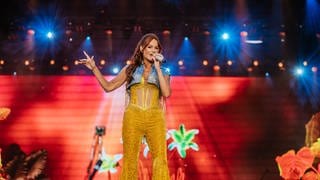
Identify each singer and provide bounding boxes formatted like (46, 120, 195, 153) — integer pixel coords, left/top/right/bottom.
(79, 33, 171, 180)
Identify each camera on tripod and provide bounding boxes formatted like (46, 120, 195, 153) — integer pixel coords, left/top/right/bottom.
(95, 125, 106, 136)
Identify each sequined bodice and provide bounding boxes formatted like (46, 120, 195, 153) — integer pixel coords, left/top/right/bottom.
(129, 78, 160, 109)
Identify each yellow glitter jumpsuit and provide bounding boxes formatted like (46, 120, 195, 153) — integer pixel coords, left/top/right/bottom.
(120, 66, 170, 180)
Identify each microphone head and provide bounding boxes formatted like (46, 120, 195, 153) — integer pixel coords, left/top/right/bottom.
(154, 53, 166, 63)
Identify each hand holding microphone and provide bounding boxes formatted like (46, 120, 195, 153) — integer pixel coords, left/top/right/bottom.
(153, 53, 166, 63)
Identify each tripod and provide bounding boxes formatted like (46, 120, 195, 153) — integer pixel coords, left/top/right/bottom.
(86, 126, 106, 180)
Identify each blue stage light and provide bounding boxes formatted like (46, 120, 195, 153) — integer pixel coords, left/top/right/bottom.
(295, 67, 304, 76)
(112, 67, 119, 74)
(46, 32, 54, 39)
(221, 33, 229, 40)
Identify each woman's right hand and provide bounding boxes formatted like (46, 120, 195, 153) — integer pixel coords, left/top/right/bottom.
(78, 50, 96, 70)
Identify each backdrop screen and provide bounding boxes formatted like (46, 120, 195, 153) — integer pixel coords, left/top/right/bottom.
(0, 75, 312, 179)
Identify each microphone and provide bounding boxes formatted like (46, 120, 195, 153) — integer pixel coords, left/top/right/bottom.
(154, 53, 166, 63)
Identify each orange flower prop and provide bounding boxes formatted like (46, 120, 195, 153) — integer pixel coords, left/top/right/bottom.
(302, 170, 319, 180)
(275, 147, 315, 179)
(0, 108, 10, 121)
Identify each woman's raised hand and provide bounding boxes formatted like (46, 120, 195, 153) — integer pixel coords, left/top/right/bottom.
(78, 50, 96, 70)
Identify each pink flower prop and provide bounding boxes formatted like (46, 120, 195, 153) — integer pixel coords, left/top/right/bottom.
(275, 147, 315, 179)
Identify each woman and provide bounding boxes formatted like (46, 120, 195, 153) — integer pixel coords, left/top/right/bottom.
(80, 33, 171, 180)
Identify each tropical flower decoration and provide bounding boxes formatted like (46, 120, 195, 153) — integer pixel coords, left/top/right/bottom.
(99, 148, 123, 174)
(168, 124, 199, 158)
(275, 147, 316, 179)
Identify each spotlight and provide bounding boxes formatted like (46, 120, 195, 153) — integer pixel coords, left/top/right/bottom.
(265, 72, 270, 77)
(278, 62, 285, 70)
(279, 32, 286, 37)
(278, 62, 284, 68)
(27, 29, 35, 35)
(49, 59, 55, 65)
(62, 65, 69, 71)
(221, 33, 229, 40)
(104, 29, 113, 35)
(126, 60, 132, 65)
(178, 60, 184, 66)
(202, 60, 208, 66)
(65, 30, 72, 36)
(112, 67, 119, 74)
(24, 60, 30, 66)
(303, 61, 308, 66)
(162, 30, 171, 36)
(240, 31, 248, 37)
(203, 30, 210, 36)
(295, 67, 304, 75)
(46, 32, 54, 39)
(253, 60, 259, 67)
(311, 66, 317, 73)
(213, 65, 220, 72)
(100, 59, 106, 66)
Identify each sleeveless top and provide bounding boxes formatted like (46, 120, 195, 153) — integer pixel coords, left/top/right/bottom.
(128, 78, 160, 110)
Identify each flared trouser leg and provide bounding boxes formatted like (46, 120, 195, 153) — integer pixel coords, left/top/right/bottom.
(120, 106, 169, 180)
(145, 108, 170, 180)
(120, 106, 143, 180)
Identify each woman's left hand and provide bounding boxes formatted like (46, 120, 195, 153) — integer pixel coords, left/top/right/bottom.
(78, 51, 96, 70)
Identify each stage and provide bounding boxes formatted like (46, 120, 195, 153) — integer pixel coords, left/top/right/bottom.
(0, 75, 315, 179)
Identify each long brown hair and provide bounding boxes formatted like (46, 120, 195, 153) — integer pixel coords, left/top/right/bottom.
(126, 33, 162, 83)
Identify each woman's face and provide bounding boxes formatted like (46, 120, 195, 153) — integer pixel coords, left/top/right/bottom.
(140, 39, 160, 62)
